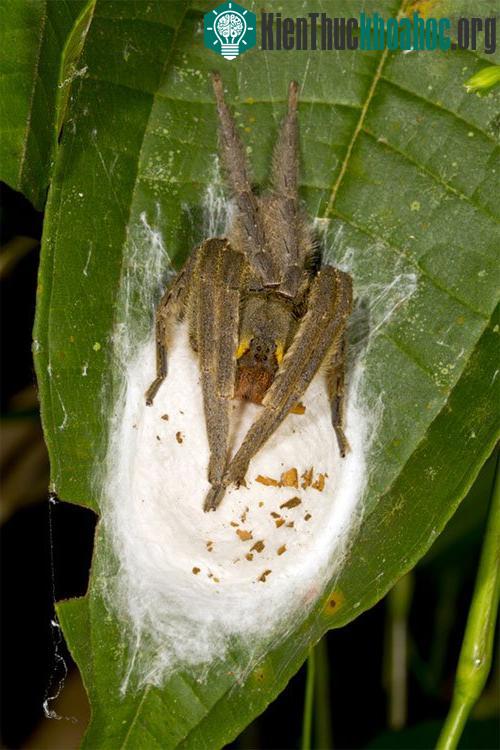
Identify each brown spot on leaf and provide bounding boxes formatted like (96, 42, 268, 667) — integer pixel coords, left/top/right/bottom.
(192, 567, 200, 575)
(323, 589, 345, 616)
(161, 414, 169, 421)
(304, 513, 312, 521)
(405, 0, 439, 18)
(252, 666, 266, 683)
(245, 553, 254, 561)
(289, 402, 306, 415)
(176, 431, 183, 444)
(277, 545, 287, 556)
(275, 518, 285, 528)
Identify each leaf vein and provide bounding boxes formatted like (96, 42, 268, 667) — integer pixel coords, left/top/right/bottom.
(380, 74, 498, 146)
(329, 208, 489, 319)
(361, 127, 500, 225)
(324, 0, 407, 218)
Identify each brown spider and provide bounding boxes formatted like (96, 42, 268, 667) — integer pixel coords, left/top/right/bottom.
(146, 73, 353, 511)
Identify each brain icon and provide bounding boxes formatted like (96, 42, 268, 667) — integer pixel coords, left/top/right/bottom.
(216, 12, 243, 41)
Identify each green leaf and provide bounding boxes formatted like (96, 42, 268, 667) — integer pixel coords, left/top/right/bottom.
(0, 0, 94, 208)
(33, 0, 500, 746)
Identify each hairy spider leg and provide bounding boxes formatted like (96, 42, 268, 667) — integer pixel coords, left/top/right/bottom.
(145, 254, 196, 405)
(192, 239, 245, 490)
(212, 72, 279, 285)
(327, 332, 350, 457)
(271, 81, 304, 299)
(146, 238, 246, 498)
(204, 267, 352, 511)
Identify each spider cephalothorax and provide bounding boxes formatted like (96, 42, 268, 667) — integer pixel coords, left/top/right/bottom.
(146, 73, 353, 511)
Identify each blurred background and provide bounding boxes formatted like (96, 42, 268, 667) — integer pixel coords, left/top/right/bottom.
(0, 181, 498, 749)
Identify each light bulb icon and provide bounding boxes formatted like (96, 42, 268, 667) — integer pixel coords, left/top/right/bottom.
(205, 2, 256, 61)
(215, 11, 245, 58)
(208, 2, 253, 60)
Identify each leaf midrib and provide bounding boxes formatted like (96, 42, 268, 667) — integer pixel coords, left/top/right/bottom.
(323, 0, 407, 218)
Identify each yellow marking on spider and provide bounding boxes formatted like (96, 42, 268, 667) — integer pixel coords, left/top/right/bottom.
(276, 342, 285, 364)
(235, 339, 250, 359)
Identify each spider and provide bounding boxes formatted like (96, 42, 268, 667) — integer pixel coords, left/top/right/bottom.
(146, 72, 353, 512)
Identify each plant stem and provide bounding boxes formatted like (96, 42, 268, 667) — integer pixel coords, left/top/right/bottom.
(314, 637, 333, 749)
(437, 458, 500, 750)
(384, 572, 414, 730)
(301, 647, 316, 750)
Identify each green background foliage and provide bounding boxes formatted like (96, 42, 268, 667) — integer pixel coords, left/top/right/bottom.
(1, 0, 498, 746)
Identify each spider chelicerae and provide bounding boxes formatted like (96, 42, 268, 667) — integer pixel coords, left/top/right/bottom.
(146, 73, 353, 511)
